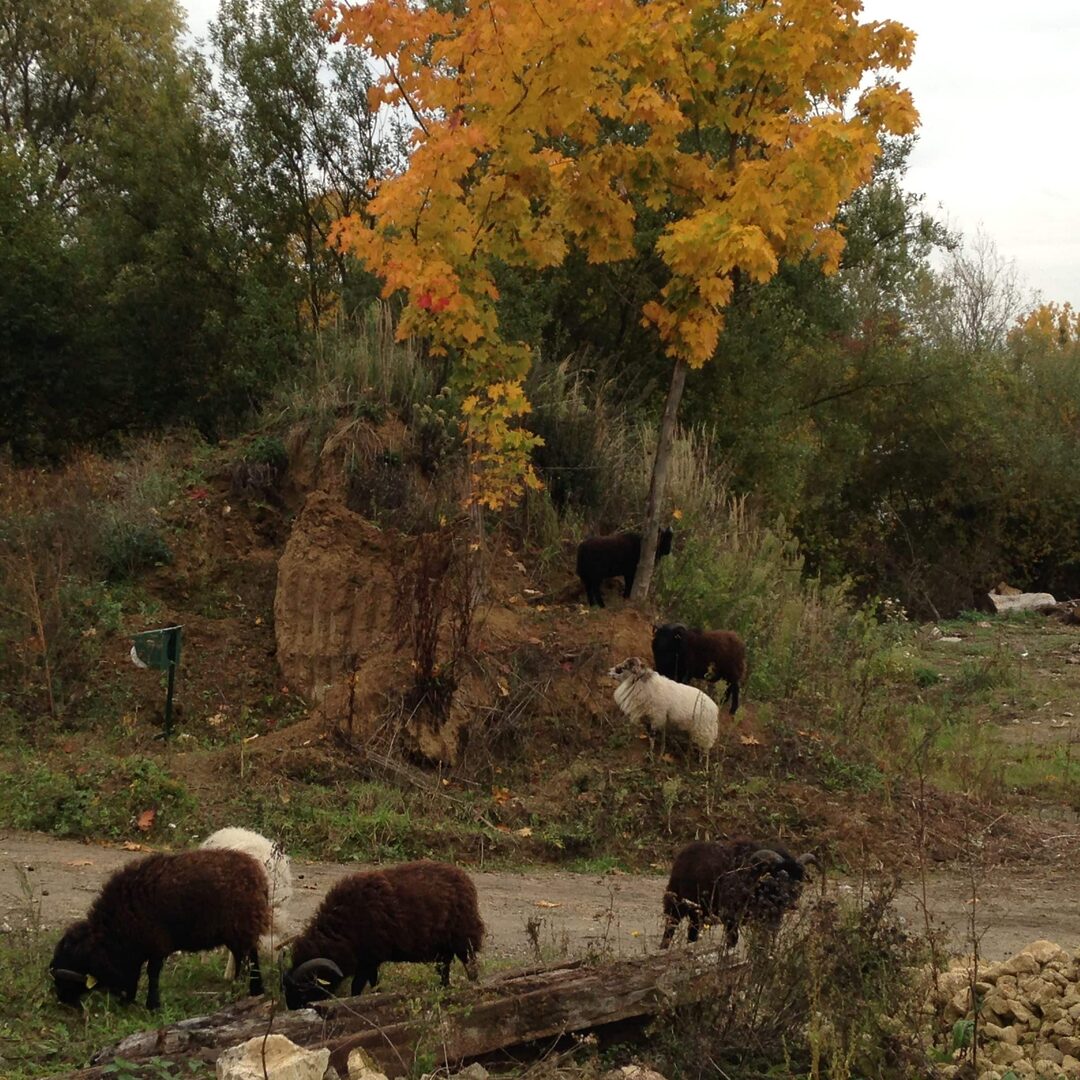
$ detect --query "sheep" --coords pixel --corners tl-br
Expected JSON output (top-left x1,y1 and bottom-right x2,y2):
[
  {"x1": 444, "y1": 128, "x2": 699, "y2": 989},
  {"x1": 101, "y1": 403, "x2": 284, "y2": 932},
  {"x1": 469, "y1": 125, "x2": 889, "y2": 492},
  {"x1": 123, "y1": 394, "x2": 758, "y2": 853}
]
[
  {"x1": 200, "y1": 826, "x2": 292, "y2": 977},
  {"x1": 652, "y1": 622, "x2": 747, "y2": 714},
  {"x1": 607, "y1": 655, "x2": 718, "y2": 763},
  {"x1": 576, "y1": 527, "x2": 673, "y2": 607},
  {"x1": 282, "y1": 859, "x2": 484, "y2": 1009},
  {"x1": 50, "y1": 849, "x2": 269, "y2": 1010},
  {"x1": 659, "y1": 838, "x2": 816, "y2": 950}
]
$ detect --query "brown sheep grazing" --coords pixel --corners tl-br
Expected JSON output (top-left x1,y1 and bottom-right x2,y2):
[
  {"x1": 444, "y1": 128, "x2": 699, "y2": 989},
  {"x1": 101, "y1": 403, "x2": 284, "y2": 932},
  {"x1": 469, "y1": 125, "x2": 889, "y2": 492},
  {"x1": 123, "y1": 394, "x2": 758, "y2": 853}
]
[
  {"x1": 50, "y1": 849, "x2": 269, "y2": 1009},
  {"x1": 283, "y1": 860, "x2": 484, "y2": 1009},
  {"x1": 651, "y1": 622, "x2": 747, "y2": 714},
  {"x1": 660, "y1": 839, "x2": 816, "y2": 949},
  {"x1": 576, "y1": 527, "x2": 673, "y2": 607}
]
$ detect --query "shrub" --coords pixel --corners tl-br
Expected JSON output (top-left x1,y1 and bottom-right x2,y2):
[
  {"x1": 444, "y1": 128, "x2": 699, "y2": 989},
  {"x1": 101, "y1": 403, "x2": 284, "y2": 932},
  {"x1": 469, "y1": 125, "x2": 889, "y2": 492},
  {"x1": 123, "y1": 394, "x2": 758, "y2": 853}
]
[{"x1": 653, "y1": 885, "x2": 934, "y2": 1080}]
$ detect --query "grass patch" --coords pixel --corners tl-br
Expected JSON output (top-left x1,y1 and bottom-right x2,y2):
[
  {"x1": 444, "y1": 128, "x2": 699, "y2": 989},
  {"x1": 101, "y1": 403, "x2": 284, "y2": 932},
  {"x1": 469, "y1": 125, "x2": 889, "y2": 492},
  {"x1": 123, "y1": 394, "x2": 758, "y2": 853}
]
[{"x1": 0, "y1": 755, "x2": 197, "y2": 842}]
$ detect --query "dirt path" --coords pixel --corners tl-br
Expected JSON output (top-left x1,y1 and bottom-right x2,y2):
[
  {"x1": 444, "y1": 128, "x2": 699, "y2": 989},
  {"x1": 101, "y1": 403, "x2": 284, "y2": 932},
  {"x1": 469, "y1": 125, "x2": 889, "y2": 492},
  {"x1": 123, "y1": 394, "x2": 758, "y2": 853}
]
[{"x1": 4, "y1": 831, "x2": 1080, "y2": 965}]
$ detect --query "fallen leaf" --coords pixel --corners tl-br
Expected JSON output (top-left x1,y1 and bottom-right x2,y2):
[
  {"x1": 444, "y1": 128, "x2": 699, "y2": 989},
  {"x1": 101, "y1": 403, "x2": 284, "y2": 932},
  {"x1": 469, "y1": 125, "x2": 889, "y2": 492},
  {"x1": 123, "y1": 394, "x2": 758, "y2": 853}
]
[
  {"x1": 65, "y1": 860, "x2": 94, "y2": 868},
  {"x1": 121, "y1": 841, "x2": 147, "y2": 851},
  {"x1": 535, "y1": 900, "x2": 561, "y2": 909},
  {"x1": 740, "y1": 734, "x2": 762, "y2": 746},
  {"x1": 136, "y1": 809, "x2": 156, "y2": 832},
  {"x1": 515, "y1": 826, "x2": 533, "y2": 838}
]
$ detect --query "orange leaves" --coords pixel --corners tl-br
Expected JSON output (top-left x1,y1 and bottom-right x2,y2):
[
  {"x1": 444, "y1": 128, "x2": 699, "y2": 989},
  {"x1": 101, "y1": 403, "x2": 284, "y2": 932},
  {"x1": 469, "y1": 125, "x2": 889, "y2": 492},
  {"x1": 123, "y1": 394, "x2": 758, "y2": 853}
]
[{"x1": 322, "y1": 0, "x2": 918, "y2": 502}]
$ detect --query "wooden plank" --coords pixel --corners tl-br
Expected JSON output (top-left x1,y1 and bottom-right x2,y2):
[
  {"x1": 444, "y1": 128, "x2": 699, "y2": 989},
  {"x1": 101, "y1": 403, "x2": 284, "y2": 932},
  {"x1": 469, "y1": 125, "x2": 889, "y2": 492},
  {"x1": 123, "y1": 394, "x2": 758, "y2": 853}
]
[{"x1": 54, "y1": 950, "x2": 743, "y2": 1079}]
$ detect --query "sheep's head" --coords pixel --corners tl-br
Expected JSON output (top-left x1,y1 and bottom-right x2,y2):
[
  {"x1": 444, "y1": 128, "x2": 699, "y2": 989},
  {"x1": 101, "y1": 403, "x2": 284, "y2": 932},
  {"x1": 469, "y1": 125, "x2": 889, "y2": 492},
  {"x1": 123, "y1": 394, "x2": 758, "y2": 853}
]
[
  {"x1": 747, "y1": 849, "x2": 816, "y2": 929},
  {"x1": 607, "y1": 656, "x2": 649, "y2": 681},
  {"x1": 283, "y1": 957, "x2": 345, "y2": 1010},
  {"x1": 50, "y1": 921, "x2": 115, "y2": 1006}
]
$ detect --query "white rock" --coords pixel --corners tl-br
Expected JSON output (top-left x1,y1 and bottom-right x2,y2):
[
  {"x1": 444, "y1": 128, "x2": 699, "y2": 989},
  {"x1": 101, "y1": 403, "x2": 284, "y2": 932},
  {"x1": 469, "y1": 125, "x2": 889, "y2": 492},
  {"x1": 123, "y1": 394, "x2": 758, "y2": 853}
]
[
  {"x1": 1025, "y1": 941, "x2": 1069, "y2": 966},
  {"x1": 216, "y1": 1035, "x2": 331, "y2": 1080},
  {"x1": 454, "y1": 1066, "x2": 492, "y2": 1080},
  {"x1": 348, "y1": 1048, "x2": 389, "y2": 1080}
]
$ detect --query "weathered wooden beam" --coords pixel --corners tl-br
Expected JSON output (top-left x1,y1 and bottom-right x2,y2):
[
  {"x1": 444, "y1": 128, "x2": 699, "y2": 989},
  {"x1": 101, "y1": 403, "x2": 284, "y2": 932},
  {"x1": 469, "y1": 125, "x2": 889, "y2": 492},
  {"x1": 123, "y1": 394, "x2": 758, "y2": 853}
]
[{"x1": 53, "y1": 950, "x2": 744, "y2": 1079}]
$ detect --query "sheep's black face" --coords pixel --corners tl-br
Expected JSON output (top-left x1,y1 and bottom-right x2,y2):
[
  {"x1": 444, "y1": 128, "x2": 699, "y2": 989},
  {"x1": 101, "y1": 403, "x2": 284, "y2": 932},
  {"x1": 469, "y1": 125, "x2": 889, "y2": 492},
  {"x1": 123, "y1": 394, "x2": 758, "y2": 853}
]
[
  {"x1": 752, "y1": 866, "x2": 806, "y2": 927},
  {"x1": 283, "y1": 958, "x2": 344, "y2": 1010},
  {"x1": 50, "y1": 922, "x2": 100, "y2": 1006}
]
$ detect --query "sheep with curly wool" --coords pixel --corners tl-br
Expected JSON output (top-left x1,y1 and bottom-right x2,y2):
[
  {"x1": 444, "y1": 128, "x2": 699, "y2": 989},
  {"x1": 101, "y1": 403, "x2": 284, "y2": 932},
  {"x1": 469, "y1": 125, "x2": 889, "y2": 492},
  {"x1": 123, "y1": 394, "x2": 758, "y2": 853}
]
[
  {"x1": 200, "y1": 826, "x2": 292, "y2": 977},
  {"x1": 576, "y1": 527, "x2": 673, "y2": 607},
  {"x1": 607, "y1": 655, "x2": 718, "y2": 762},
  {"x1": 282, "y1": 860, "x2": 484, "y2": 1009},
  {"x1": 50, "y1": 849, "x2": 269, "y2": 1010},
  {"x1": 660, "y1": 838, "x2": 816, "y2": 950},
  {"x1": 652, "y1": 622, "x2": 747, "y2": 714}
]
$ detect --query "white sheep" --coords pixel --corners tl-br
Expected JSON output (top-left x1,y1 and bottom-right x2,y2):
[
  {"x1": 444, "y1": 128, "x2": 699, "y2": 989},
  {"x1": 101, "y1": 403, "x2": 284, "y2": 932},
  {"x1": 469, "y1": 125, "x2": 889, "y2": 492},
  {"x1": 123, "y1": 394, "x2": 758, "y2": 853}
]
[
  {"x1": 607, "y1": 656, "x2": 719, "y2": 763},
  {"x1": 200, "y1": 826, "x2": 292, "y2": 977}
]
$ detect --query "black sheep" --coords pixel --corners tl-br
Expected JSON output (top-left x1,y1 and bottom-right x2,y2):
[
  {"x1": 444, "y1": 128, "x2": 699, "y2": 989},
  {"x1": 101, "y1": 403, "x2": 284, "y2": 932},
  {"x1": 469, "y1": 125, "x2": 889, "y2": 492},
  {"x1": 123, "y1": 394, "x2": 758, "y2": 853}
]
[
  {"x1": 660, "y1": 838, "x2": 815, "y2": 949},
  {"x1": 652, "y1": 622, "x2": 747, "y2": 713},
  {"x1": 576, "y1": 527, "x2": 673, "y2": 607},
  {"x1": 283, "y1": 860, "x2": 484, "y2": 1009},
  {"x1": 50, "y1": 849, "x2": 269, "y2": 1009}
]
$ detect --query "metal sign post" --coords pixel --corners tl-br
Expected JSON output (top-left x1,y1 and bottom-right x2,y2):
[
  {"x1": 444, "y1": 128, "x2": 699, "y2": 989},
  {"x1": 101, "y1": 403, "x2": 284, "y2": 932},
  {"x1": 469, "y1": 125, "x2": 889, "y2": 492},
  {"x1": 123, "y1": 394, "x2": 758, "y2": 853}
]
[{"x1": 130, "y1": 625, "x2": 183, "y2": 739}]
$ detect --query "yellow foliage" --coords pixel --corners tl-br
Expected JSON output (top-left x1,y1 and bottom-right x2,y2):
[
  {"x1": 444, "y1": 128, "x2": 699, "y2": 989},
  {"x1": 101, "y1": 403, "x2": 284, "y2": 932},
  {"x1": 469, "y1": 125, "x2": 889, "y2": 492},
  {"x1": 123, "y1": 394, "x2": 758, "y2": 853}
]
[
  {"x1": 1011, "y1": 302, "x2": 1080, "y2": 351},
  {"x1": 322, "y1": 0, "x2": 918, "y2": 508}
]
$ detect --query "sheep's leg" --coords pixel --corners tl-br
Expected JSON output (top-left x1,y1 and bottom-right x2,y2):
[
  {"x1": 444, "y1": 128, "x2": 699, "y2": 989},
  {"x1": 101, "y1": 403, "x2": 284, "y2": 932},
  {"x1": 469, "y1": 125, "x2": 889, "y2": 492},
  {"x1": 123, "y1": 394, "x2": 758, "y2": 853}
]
[
  {"x1": 660, "y1": 917, "x2": 678, "y2": 949},
  {"x1": 686, "y1": 913, "x2": 701, "y2": 944},
  {"x1": 436, "y1": 957, "x2": 452, "y2": 987},
  {"x1": 247, "y1": 949, "x2": 264, "y2": 997},
  {"x1": 724, "y1": 922, "x2": 740, "y2": 949},
  {"x1": 622, "y1": 572, "x2": 634, "y2": 599},
  {"x1": 145, "y1": 957, "x2": 164, "y2": 1010},
  {"x1": 659, "y1": 725, "x2": 667, "y2": 760},
  {"x1": 223, "y1": 950, "x2": 237, "y2": 981},
  {"x1": 729, "y1": 681, "x2": 740, "y2": 715}
]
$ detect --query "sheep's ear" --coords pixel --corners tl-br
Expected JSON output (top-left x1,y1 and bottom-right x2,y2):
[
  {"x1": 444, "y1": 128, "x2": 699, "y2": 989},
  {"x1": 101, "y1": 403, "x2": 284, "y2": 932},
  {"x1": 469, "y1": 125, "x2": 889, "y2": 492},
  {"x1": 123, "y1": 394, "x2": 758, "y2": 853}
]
[{"x1": 85, "y1": 975, "x2": 97, "y2": 989}]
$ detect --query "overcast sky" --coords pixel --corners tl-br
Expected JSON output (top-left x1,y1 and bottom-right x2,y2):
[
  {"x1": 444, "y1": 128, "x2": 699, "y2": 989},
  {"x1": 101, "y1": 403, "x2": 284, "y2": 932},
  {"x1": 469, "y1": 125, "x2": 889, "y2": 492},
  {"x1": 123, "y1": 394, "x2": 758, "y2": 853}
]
[{"x1": 179, "y1": 0, "x2": 1080, "y2": 309}]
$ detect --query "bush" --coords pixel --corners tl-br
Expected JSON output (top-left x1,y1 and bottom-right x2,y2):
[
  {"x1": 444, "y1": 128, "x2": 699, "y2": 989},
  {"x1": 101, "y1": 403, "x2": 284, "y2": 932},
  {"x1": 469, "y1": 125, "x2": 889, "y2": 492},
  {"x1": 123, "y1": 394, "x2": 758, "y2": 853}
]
[{"x1": 653, "y1": 885, "x2": 934, "y2": 1080}]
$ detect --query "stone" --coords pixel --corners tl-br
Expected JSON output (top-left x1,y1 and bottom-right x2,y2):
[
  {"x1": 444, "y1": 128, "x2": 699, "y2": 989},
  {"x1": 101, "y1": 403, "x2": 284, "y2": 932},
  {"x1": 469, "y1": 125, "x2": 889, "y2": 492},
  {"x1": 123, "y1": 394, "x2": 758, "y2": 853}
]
[
  {"x1": 1062, "y1": 1054, "x2": 1080, "y2": 1077},
  {"x1": 998, "y1": 976, "x2": 1021, "y2": 997},
  {"x1": 1036, "y1": 1061, "x2": 1062, "y2": 1078},
  {"x1": 952, "y1": 988, "x2": 974, "y2": 1014},
  {"x1": 348, "y1": 1048, "x2": 390, "y2": 1080},
  {"x1": 1002, "y1": 953, "x2": 1042, "y2": 977},
  {"x1": 1059, "y1": 1036, "x2": 1080, "y2": 1057},
  {"x1": 604, "y1": 1068, "x2": 668, "y2": 1080},
  {"x1": 453, "y1": 1067, "x2": 492, "y2": 1080},
  {"x1": 1053, "y1": 1017, "x2": 1076, "y2": 1037},
  {"x1": 1024, "y1": 941, "x2": 1068, "y2": 966},
  {"x1": 216, "y1": 1035, "x2": 331, "y2": 1080},
  {"x1": 982, "y1": 993, "x2": 1013, "y2": 1019},
  {"x1": 1036, "y1": 1042, "x2": 1063, "y2": 1065},
  {"x1": 1042, "y1": 1004, "x2": 1065, "y2": 1024},
  {"x1": 990, "y1": 1042, "x2": 1024, "y2": 1065},
  {"x1": 1009, "y1": 1000, "x2": 1039, "y2": 1025},
  {"x1": 1009, "y1": 1063, "x2": 1036, "y2": 1079},
  {"x1": 1069, "y1": 1003, "x2": 1080, "y2": 1022}
]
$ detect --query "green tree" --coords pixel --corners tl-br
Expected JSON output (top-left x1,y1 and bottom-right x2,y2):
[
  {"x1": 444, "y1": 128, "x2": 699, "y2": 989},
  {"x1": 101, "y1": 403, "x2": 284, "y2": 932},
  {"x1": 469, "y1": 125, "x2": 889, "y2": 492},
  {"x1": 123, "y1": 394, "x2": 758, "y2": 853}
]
[{"x1": 210, "y1": 0, "x2": 404, "y2": 328}]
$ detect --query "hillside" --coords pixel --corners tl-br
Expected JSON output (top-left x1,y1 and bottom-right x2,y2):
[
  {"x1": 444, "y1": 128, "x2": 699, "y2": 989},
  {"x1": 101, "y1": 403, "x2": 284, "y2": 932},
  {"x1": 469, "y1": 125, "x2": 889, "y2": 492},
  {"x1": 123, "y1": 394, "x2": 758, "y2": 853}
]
[{"x1": 3, "y1": 422, "x2": 1079, "y2": 877}]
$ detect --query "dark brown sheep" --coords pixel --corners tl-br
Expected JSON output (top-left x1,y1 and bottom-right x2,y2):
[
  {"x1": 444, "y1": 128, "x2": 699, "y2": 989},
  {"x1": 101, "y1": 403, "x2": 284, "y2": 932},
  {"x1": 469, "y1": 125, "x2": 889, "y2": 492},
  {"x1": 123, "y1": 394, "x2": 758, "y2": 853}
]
[
  {"x1": 283, "y1": 860, "x2": 484, "y2": 1009},
  {"x1": 652, "y1": 623, "x2": 747, "y2": 713},
  {"x1": 576, "y1": 527, "x2": 673, "y2": 607},
  {"x1": 660, "y1": 838, "x2": 815, "y2": 949},
  {"x1": 50, "y1": 849, "x2": 269, "y2": 1009}
]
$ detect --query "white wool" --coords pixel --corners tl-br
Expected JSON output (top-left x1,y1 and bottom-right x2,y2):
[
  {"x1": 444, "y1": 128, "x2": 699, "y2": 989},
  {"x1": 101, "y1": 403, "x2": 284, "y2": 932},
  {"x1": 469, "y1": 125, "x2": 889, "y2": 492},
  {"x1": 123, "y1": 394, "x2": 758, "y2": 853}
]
[
  {"x1": 200, "y1": 827, "x2": 292, "y2": 976},
  {"x1": 612, "y1": 662, "x2": 718, "y2": 753}
]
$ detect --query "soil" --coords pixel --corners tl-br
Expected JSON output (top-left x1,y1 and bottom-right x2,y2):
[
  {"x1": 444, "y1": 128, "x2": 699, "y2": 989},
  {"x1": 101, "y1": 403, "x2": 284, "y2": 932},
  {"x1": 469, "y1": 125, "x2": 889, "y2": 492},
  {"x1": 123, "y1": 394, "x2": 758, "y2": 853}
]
[{"x1": 4, "y1": 830, "x2": 1080, "y2": 966}]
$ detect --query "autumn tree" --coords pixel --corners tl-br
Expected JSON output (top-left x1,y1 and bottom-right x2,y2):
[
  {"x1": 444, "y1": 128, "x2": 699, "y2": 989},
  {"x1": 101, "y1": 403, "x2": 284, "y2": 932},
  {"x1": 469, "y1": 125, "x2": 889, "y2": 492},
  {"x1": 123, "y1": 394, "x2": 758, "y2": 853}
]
[{"x1": 321, "y1": 0, "x2": 917, "y2": 592}]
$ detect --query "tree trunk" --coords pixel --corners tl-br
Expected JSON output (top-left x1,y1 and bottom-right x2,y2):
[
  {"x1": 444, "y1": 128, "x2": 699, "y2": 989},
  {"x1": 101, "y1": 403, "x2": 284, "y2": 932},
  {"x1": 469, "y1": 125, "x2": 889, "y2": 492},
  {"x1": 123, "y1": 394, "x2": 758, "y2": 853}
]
[
  {"x1": 57, "y1": 950, "x2": 743, "y2": 1079},
  {"x1": 630, "y1": 357, "x2": 688, "y2": 603}
]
